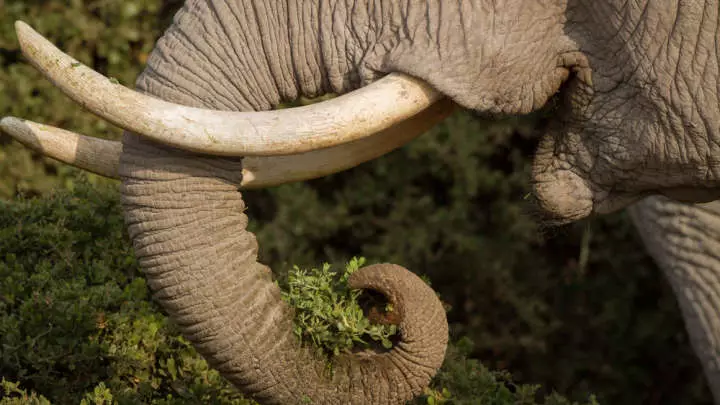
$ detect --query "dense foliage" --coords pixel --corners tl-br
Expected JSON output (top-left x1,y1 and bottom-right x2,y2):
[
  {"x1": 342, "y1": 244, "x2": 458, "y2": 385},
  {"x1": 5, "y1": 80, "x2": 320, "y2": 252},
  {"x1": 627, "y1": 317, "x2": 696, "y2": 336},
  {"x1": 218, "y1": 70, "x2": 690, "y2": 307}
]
[
  {"x1": 0, "y1": 184, "x2": 246, "y2": 403},
  {"x1": 0, "y1": 183, "x2": 597, "y2": 404},
  {"x1": 0, "y1": 0, "x2": 713, "y2": 404},
  {"x1": 280, "y1": 257, "x2": 400, "y2": 356}
]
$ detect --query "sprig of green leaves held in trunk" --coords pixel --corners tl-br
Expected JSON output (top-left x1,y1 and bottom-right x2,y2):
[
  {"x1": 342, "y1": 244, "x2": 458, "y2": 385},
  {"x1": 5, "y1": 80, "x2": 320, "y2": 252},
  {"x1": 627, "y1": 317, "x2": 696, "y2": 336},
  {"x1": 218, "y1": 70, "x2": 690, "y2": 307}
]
[{"x1": 280, "y1": 257, "x2": 398, "y2": 357}]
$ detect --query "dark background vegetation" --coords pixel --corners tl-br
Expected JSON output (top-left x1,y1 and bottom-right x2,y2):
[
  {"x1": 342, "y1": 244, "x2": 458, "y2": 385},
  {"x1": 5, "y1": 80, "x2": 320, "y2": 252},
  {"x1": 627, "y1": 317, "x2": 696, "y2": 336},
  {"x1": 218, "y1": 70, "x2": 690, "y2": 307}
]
[{"x1": 0, "y1": 1, "x2": 712, "y2": 404}]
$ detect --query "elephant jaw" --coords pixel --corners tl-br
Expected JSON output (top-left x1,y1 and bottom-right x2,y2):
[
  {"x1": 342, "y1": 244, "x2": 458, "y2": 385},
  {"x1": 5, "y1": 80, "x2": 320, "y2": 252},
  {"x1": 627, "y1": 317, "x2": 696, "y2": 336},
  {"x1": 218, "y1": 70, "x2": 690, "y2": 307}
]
[
  {"x1": 531, "y1": 124, "x2": 631, "y2": 224},
  {"x1": 530, "y1": 100, "x2": 720, "y2": 224},
  {"x1": 531, "y1": 117, "x2": 656, "y2": 224}
]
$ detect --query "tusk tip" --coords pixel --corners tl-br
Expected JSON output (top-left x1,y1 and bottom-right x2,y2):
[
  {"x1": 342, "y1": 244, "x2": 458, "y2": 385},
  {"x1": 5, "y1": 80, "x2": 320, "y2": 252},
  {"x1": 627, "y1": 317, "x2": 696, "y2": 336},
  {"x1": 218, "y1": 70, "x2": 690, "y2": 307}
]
[
  {"x1": 0, "y1": 117, "x2": 33, "y2": 143},
  {"x1": 0, "y1": 117, "x2": 43, "y2": 151},
  {"x1": 14, "y1": 21, "x2": 32, "y2": 37},
  {"x1": 1, "y1": 116, "x2": 25, "y2": 130},
  {"x1": 14, "y1": 21, "x2": 45, "y2": 54},
  {"x1": 1, "y1": 116, "x2": 18, "y2": 131},
  {"x1": 14, "y1": 21, "x2": 37, "y2": 54}
]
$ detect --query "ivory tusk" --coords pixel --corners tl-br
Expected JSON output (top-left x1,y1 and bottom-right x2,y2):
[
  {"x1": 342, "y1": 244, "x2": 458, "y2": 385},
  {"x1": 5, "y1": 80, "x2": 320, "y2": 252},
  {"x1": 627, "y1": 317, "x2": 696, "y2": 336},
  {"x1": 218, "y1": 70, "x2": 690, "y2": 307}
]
[
  {"x1": 15, "y1": 21, "x2": 443, "y2": 157},
  {"x1": 0, "y1": 117, "x2": 121, "y2": 178},
  {"x1": 241, "y1": 98, "x2": 455, "y2": 188},
  {"x1": 1, "y1": 99, "x2": 455, "y2": 187}
]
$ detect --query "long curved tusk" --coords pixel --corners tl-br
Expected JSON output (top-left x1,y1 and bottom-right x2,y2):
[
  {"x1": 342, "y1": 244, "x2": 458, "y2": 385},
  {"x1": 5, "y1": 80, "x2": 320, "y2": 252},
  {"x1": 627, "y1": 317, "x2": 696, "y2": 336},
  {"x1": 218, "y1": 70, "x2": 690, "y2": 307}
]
[
  {"x1": 1, "y1": 99, "x2": 455, "y2": 187},
  {"x1": 0, "y1": 117, "x2": 121, "y2": 178},
  {"x1": 15, "y1": 21, "x2": 443, "y2": 157}
]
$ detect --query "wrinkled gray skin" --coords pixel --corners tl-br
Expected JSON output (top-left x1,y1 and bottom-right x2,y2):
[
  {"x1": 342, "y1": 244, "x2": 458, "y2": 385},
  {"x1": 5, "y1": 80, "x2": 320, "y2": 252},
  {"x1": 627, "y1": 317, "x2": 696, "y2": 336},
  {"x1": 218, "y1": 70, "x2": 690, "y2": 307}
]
[
  {"x1": 115, "y1": 0, "x2": 720, "y2": 404},
  {"x1": 630, "y1": 197, "x2": 720, "y2": 401}
]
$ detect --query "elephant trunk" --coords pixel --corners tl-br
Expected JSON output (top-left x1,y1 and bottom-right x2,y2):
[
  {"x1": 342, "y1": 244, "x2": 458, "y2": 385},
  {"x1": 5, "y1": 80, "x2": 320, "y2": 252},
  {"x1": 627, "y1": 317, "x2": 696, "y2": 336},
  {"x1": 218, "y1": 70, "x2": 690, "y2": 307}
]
[
  {"x1": 118, "y1": 1, "x2": 447, "y2": 403},
  {"x1": 120, "y1": 136, "x2": 447, "y2": 404}
]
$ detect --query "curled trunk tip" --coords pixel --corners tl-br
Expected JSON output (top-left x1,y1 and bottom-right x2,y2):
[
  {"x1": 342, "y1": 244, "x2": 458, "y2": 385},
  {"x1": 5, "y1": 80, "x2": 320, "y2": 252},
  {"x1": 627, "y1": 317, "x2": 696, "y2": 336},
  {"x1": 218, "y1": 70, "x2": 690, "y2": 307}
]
[
  {"x1": 349, "y1": 263, "x2": 448, "y2": 342},
  {"x1": 341, "y1": 263, "x2": 449, "y2": 392}
]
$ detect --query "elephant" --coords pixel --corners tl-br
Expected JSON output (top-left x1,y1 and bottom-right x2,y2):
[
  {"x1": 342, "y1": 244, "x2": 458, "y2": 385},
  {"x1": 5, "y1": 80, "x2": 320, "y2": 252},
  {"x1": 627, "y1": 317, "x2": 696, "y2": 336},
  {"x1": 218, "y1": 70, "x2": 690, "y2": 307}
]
[{"x1": 2, "y1": 1, "x2": 720, "y2": 404}]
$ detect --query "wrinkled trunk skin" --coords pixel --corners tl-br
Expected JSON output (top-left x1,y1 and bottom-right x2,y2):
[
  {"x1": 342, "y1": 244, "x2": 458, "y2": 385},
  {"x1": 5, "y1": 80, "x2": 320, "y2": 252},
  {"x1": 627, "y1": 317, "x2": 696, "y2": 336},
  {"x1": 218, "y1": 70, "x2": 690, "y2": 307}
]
[
  {"x1": 119, "y1": 0, "x2": 450, "y2": 403},
  {"x1": 630, "y1": 197, "x2": 720, "y2": 402},
  {"x1": 121, "y1": 136, "x2": 447, "y2": 403}
]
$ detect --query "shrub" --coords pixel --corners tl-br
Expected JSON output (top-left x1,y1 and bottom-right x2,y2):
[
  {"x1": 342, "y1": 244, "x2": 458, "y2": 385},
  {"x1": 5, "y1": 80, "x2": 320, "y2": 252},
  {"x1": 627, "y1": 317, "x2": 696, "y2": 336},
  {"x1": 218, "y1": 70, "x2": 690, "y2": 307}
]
[
  {"x1": 1, "y1": 180, "x2": 603, "y2": 404},
  {"x1": 414, "y1": 338, "x2": 599, "y2": 405},
  {"x1": 281, "y1": 257, "x2": 398, "y2": 357},
  {"x1": 0, "y1": 182, "x2": 250, "y2": 404}
]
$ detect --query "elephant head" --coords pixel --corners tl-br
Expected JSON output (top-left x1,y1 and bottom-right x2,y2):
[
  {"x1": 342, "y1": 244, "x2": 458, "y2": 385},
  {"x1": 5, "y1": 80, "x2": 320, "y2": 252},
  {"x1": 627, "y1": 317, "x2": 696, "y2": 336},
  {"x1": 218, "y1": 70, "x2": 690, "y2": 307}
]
[{"x1": 4, "y1": 1, "x2": 720, "y2": 404}]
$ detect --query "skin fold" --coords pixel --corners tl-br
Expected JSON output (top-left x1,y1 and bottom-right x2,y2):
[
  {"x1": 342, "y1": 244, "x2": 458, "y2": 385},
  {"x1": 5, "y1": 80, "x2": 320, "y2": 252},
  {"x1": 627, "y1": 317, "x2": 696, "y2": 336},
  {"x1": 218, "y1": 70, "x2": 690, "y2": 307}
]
[{"x1": 6, "y1": 0, "x2": 720, "y2": 403}]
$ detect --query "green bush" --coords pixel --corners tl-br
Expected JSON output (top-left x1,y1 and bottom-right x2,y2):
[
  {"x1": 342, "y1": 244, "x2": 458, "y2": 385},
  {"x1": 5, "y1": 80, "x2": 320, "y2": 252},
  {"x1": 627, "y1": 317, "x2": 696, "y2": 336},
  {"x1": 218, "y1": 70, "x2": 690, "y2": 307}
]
[
  {"x1": 0, "y1": 380, "x2": 50, "y2": 405},
  {"x1": 281, "y1": 257, "x2": 399, "y2": 357},
  {"x1": 1, "y1": 181, "x2": 600, "y2": 404},
  {"x1": 0, "y1": 182, "x2": 251, "y2": 404},
  {"x1": 416, "y1": 338, "x2": 599, "y2": 405}
]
